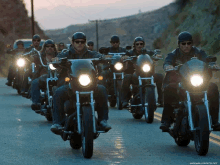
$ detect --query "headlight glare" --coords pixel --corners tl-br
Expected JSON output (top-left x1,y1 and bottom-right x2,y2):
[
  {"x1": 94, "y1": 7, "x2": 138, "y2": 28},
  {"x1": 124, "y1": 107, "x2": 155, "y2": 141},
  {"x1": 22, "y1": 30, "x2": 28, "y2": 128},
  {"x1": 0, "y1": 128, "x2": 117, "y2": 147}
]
[
  {"x1": 142, "y1": 64, "x2": 151, "y2": 72},
  {"x1": 78, "y1": 74, "x2": 91, "y2": 86},
  {"x1": 114, "y1": 62, "x2": 123, "y2": 70},
  {"x1": 17, "y1": 58, "x2": 25, "y2": 67},
  {"x1": 49, "y1": 64, "x2": 56, "y2": 70},
  {"x1": 190, "y1": 74, "x2": 203, "y2": 87}
]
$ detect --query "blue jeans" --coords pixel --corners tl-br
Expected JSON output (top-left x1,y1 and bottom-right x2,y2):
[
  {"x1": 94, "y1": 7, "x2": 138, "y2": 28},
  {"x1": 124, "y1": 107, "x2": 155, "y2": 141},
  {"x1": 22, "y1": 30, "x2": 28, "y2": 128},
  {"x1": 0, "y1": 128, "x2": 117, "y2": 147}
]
[
  {"x1": 31, "y1": 74, "x2": 47, "y2": 104},
  {"x1": 52, "y1": 84, "x2": 109, "y2": 125}
]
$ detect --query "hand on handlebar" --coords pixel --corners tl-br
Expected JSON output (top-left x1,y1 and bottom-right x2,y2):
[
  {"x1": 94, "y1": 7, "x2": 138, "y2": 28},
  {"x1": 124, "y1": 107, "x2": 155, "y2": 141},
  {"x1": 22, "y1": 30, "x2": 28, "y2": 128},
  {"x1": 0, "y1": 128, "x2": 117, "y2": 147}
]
[
  {"x1": 121, "y1": 55, "x2": 129, "y2": 60},
  {"x1": 164, "y1": 65, "x2": 174, "y2": 71}
]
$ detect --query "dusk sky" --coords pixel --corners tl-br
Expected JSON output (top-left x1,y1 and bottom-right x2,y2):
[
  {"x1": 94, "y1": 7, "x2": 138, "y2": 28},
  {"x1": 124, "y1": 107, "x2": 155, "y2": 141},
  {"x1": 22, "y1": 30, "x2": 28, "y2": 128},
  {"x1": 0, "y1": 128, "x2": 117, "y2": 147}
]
[{"x1": 23, "y1": 0, "x2": 174, "y2": 30}]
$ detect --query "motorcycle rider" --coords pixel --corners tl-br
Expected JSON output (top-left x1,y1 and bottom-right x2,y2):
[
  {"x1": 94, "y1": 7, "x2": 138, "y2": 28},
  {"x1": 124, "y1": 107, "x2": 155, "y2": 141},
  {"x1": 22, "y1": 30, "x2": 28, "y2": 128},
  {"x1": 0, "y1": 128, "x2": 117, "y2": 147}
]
[
  {"x1": 50, "y1": 32, "x2": 111, "y2": 134},
  {"x1": 20, "y1": 34, "x2": 43, "y2": 95},
  {"x1": 57, "y1": 42, "x2": 66, "y2": 53},
  {"x1": 160, "y1": 31, "x2": 220, "y2": 132},
  {"x1": 100, "y1": 35, "x2": 126, "y2": 89},
  {"x1": 121, "y1": 36, "x2": 164, "y2": 108},
  {"x1": 5, "y1": 40, "x2": 25, "y2": 86},
  {"x1": 31, "y1": 39, "x2": 58, "y2": 111},
  {"x1": 87, "y1": 41, "x2": 94, "y2": 51}
]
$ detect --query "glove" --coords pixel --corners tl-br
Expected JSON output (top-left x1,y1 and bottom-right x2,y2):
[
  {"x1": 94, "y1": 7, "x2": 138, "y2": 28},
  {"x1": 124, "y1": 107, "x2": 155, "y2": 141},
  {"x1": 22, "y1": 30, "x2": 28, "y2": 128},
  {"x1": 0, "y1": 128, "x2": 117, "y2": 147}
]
[{"x1": 164, "y1": 65, "x2": 174, "y2": 71}]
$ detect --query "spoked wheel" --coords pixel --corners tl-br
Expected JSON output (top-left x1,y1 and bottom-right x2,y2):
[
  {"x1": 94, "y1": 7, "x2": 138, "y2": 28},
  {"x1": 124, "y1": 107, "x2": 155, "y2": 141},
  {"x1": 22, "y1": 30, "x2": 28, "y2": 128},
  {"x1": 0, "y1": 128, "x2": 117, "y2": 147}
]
[
  {"x1": 175, "y1": 137, "x2": 190, "y2": 146},
  {"x1": 144, "y1": 87, "x2": 156, "y2": 123},
  {"x1": 70, "y1": 134, "x2": 82, "y2": 149},
  {"x1": 194, "y1": 105, "x2": 210, "y2": 156},
  {"x1": 81, "y1": 105, "x2": 94, "y2": 159}
]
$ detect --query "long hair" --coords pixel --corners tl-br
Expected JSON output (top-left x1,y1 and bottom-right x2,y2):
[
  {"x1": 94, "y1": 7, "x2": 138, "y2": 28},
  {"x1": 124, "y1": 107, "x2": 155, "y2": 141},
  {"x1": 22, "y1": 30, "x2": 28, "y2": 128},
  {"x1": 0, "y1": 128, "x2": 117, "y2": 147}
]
[{"x1": 40, "y1": 41, "x2": 58, "y2": 56}]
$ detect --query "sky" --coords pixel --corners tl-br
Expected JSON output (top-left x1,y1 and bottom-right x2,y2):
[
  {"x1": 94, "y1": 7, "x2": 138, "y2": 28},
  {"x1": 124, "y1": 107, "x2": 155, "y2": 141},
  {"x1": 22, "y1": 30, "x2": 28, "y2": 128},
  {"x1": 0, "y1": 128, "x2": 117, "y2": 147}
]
[{"x1": 23, "y1": 0, "x2": 174, "y2": 30}]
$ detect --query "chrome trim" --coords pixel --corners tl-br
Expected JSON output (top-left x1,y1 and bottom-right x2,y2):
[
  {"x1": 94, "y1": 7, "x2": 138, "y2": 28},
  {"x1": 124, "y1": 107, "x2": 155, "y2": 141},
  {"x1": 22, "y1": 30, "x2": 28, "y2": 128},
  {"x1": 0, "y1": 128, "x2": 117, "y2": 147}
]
[
  {"x1": 186, "y1": 91, "x2": 194, "y2": 131},
  {"x1": 204, "y1": 91, "x2": 212, "y2": 131}
]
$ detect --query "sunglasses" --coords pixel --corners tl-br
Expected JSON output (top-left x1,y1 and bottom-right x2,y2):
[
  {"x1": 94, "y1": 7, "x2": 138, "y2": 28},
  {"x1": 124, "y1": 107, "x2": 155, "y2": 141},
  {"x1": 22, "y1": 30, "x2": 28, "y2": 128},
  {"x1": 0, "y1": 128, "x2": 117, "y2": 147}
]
[
  {"x1": 46, "y1": 45, "x2": 55, "y2": 48},
  {"x1": 33, "y1": 40, "x2": 41, "y2": 42},
  {"x1": 111, "y1": 41, "x2": 119, "y2": 44},
  {"x1": 135, "y1": 43, "x2": 144, "y2": 46},
  {"x1": 181, "y1": 42, "x2": 192, "y2": 46},
  {"x1": 74, "y1": 41, "x2": 86, "y2": 44},
  {"x1": 88, "y1": 44, "x2": 93, "y2": 46}
]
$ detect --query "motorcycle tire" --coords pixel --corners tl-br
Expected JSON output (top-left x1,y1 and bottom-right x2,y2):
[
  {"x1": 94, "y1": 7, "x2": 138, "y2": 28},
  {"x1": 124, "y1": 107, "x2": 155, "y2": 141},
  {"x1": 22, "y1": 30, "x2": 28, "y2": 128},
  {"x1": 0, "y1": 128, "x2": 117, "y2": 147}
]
[
  {"x1": 81, "y1": 105, "x2": 94, "y2": 159},
  {"x1": 194, "y1": 104, "x2": 209, "y2": 156},
  {"x1": 117, "y1": 89, "x2": 122, "y2": 110},
  {"x1": 144, "y1": 87, "x2": 156, "y2": 123}
]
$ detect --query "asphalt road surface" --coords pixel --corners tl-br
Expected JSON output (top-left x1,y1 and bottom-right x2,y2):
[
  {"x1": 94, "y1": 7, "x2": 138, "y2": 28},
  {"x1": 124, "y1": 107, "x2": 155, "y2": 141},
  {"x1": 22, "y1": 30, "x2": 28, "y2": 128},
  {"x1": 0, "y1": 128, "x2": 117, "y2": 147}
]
[{"x1": 0, "y1": 78, "x2": 220, "y2": 165}]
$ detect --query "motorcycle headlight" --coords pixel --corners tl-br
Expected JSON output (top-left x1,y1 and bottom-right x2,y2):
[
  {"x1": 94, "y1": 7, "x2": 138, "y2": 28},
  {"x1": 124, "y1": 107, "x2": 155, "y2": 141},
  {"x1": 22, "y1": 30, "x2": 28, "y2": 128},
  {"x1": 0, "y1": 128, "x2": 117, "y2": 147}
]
[
  {"x1": 49, "y1": 64, "x2": 56, "y2": 70},
  {"x1": 78, "y1": 74, "x2": 91, "y2": 86},
  {"x1": 17, "y1": 58, "x2": 25, "y2": 67},
  {"x1": 142, "y1": 64, "x2": 151, "y2": 72},
  {"x1": 114, "y1": 62, "x2": 123, "y2": 70},
  {"x1": 190, "y1": 74, "x2": 203, "y2": 87}
]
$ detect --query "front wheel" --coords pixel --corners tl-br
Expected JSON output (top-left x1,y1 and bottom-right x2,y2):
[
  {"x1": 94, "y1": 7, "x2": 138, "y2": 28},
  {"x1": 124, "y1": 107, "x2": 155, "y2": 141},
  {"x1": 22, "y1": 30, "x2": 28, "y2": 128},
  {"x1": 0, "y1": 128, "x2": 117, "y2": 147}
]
[
  {"x1": 81, "y1": 105, "x2": 94, "y2": 159},
  {"x1": 144, "y1": 87, "x2": 156, "y2": 123},
  {"x1": 116, "y1": 88, "x2": 122, "y2": 110},
  {"x1": 194, "y1": 105, "x2": 210, "y2": 156}
]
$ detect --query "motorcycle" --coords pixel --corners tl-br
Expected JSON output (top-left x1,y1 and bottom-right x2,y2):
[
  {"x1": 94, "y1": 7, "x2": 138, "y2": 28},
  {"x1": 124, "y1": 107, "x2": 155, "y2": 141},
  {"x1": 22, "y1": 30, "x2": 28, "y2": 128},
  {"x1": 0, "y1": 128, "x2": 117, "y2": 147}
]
[
  {"x1": 12, "y1": 52, "x2": 28, "y2": 94},
  {"x1": 99, "y1": 47, "x2": 125, "y2": 109},
  {"x1": 165, "y1": 56, "x2": 219, "y2": 155},
  {"x1": 32, "y1": 49, "x2": 58, "y2": 121},
  {"x1": 122, "y1": 50, "x2": 162, "y2": 123},
  {"x1": 21, "y1": 50, "x2": 37, "y2": 98},
  {"x1": 52, "y1": 57, "x2": 112, "y2": 159}
]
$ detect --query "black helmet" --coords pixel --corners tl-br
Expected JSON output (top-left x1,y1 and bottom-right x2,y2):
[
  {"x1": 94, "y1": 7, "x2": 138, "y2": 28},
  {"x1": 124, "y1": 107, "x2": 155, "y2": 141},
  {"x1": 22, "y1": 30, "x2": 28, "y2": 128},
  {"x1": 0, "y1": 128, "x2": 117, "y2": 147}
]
[
  {"x1": 72, "y1": 32, "x2": 86, "y2": 41},
  {"x1": 45, "y1": 39, "x2": 55, "y2": 45},
  {"x1": 16, "y1": 40, "x2": 24, "y2": 46},
  {"x1": 178, "y1": 31, "x2": 192, "y2": 43},
  {"x1": 87, "y1": 41, "x2": 94, "y2": 46},
  {"x1": 134, "y1": 37, "x2": 145, "y2": 44},
  {"x1": 32, "y1": 34, "x2": 41, "y2": 41},
  {"x1": 110, "y1": 35, "x2": 120, "y2": 42},
  {"x1": 59, "y1": 42, "x2": 64, "y2": 46}
]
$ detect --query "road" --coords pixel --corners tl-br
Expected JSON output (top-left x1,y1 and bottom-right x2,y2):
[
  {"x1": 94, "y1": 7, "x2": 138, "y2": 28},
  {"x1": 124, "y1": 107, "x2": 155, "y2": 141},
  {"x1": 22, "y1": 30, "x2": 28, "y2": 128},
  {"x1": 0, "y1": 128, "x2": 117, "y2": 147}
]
[{"x1": 0, "y1": 78, "x2": 220, "y2": 165}]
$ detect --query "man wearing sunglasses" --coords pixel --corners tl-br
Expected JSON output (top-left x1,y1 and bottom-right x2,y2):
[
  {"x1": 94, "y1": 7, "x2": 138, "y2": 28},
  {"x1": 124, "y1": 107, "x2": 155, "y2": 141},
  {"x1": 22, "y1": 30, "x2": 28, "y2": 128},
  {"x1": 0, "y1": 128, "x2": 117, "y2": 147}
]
[
  {"x1": 25, "y1": 34, "x2": 42, "y2": 52},
  {"x1": 108, "y1": 35, "x2": 126, "y2": 53},
  {"x1": 121, "y1": 36, "x2": 164, "y2": 108},
  {"x1": 31, "y1": 39, "x2": 58, "y2": 111},
  {"x1": 20, "y1": 34, "x2": 43, "y2": 96},
  {"x1": 50, "y1": 32, "x2": 111, "y2": 134},
  {"x1": 87, "y1": 41, "x2": 94, "y2": 51},
  {"x1": 160, "y1": 31, "x2": 220, "y2": 132}
]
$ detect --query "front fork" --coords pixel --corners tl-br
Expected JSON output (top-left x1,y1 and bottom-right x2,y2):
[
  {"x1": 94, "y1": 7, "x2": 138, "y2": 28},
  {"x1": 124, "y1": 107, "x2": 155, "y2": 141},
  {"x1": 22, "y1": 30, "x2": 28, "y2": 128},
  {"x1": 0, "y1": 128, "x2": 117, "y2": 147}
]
[
  {"x1": 75, "y1": 91, "x2": 96, "y2": 135},
  {"x1": 139, "y1": 76, "x2": 155, "y2": 109},
  {"x1": 113, "y1": 72, "x2": 124, "y2": 98},
  {"x1": 186, "y1": 91, "x2": 212, "y2": 131}
]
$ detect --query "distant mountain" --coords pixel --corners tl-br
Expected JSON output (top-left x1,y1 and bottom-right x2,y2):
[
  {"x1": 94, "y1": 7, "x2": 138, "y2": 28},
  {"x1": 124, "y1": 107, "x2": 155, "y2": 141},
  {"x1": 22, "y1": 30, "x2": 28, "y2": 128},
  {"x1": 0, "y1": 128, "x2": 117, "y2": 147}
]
[
  {"x1": 45, "y1": 2, "x2": 179, "y2": 50},
  {"x1": 35, "y1": 1, "x2": 173, "y2": 30}
]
